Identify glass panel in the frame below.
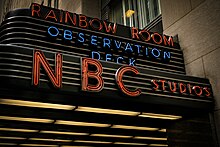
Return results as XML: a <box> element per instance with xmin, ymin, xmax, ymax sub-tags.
<box><xmin>110</xmin><ymin>1</ymin><xmax>123</xmax><ymax>25</ymax></box>
<box><xmin>108</xmin><ymin>0</ymin><xmax>161</xmax><ymax>29</ymax></box>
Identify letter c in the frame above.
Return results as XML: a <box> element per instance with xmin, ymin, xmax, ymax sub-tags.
<box><xmin>115</xmin><ymin>66</ymin><xmax>141</xmax><ymax>96</ymax></box>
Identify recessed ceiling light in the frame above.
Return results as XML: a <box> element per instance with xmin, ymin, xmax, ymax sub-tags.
<box><xmin>29</xmin><ymin>138</ymin><xmax>72</xmax><ymax>142</ymax></box>
<box><xmin>91</xmin><ymin>133</ymin><xmax>132</xmax><ymax>138</ymax></box>
<box><xmin>0</xmin><ymin>116</ymin><xmax>53</xmax><ymax>123</ymax></box>
<box><xmin>55</xmin><ymin>120</ymin><xmax>110</xmax><ymax>127</ymax></box>
<box><xmin>40</xmin><ymin>130</ymin><xmax>88</xmax><ymax>135</ymax></box>
<box><xmin>139</xmin><ymin>113</ymin><xmax>182</xmax><ymax>120</ymax></box>
<box><xmin>0</xmin><ymin>128</ymin><xmax>38</xmax><ymax>132</ymax></box>
<box><xmin>111</xmin><ymin>124</ymin><xmax>158</xmax><ymax>131</ymax></box>
<box><xmin>74</xmin><ymin>140</ymin><xmax>112</xmax><ymax>144</ymax></box>
<box><xmin>114</xmin><ymin>142</ymin><xmax>147</xmax><ymax>145</ymax></box>
<box><xmin>0</xmin><ymin>99</ymin><xmax>75</xmax><ymax>110</ymax></box>
<box><xmin>0</xmin><ymin>136</ymin><xmax>25</xmax><ymax>140</ymax></box>
<box><xmin>76</xmin><ymin>106</ymin><xmax>139</xmax><ymax>116</ymax></box>
<box><xmin>134</xmin><ymin>136</ymin><xmax>167</xmax><ymax>140</ymax></box>
<box><xmin>20</xmin><ymin>144</ymin><xmax>57</xmax><ymax>147</ymax></box>
<box><xmin>149</xmin><ymin>144</ymin><xmax>168</xmax><ymax>146</ymax></box>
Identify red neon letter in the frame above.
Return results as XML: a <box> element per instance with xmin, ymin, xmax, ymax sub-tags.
<box><xmin>159</xmin><ymin>80</ymin><xmax>166</xmax><ymax>91</ymax></box>
<box><xmin>203</xmin><ymin>87</ymin><xmax>211</xmax><ymax>97</ymax></box>
<box><xmin>115</xmin><ymin>66</ymin><xmax>141</xmax><ymax>97</ymax></box>
<box><xmin>168</xmin><ymin>81</ymin><xmax>177</xmax><ymax>93</ymax></box>
<box><xmin>103</xmin><ymin>21</ymin><xmax>117</xmax><ymax>34</ymax></box>
<box><xmin>131</xmin><ymin>27</ymin><xmax>139</xmax><ymax>40</ymax></box>
<box><xmin>151</xmin><ymin>80</ymin><xmax>159</xmax><ymax>91</ymax></box>
<box><xmin>32</xmin><ymin>50</ymin><xmax>62</xmax><ymax>88</ymax></box>
<box><xmin>139</xmin><ymin>30</ymin><xmax>151</xmax><ymax>42</ymax></box>
<box><xmin>152</xmin><ymin>32</ymin><xmax>163</xmax><ymax>45</ymax></box>
<box><xmin>31</xmin><ymin>3</ymin><xmax>41</xmax><ymax>17</ymax></box>
<box><xmin>90</xmin><ymin>18</ymin><xmax>103</xmax><ymax>31</ymax></box>
<box><xmin>79</xmin><ymin>15</ymin><xmax>88</xmax><ymax>28</ymax></box>
<box><xmin>187</xmin><ymin>84</ymin><xmax>192</xmax><ymax>94</ymax></box>
<box><xmin>81</xmin><ymin>58</ymin><xmax>104</xmax><ymax>92</ymax></box>
<box><xmin>164</xmin><ymin>35</ymin><xmax>174</xmax><ymax>47</ymax></box>
<box><xmin>45</xmin><ymin>10</ymin><xmax>58</xmax><ymax>22</ymax></box>
<box><xmin>179</xmin><ymin>83</ymin><xmax>186</xmax><ymax>94</ymax></box>
<box><xmin>193</xmin><ymin>86</ymin><xmax>203</xmax><ymax>96</ymax></box>
<box><xmin>65</xmin><ymin>11</ymin><xmax>76</xmax><ymax>26</ymax></box>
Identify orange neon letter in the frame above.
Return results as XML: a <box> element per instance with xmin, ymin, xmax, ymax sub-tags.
<box><xmin>193</xmin><ymin>86</ymin><xmax>203</xmax><ymax>96</ymax></box>
<box><xmin>81</xmin><ymin>58</ymin><xmax>104</xmax><ymax>92</ymax></box>
<box><xmin>168</xmin><ymin>81</ymin><xmax>177</xmax><ymax>93</ymax></box>
<box><xmin>139</xmin><ymin>30</ymin><xmax>151</xmax><ymax>42</ymax></box>
<box><xmin>45</xmin><ymin>10</ymin><xmax>58</xmax><ymax>22</ymax></box>
<box><xmin>203</xmin><ymin>87</ymin><xmax>211</xmax><ymax>97</ymax></box>
<box><xmin>179</xmin><ymin>83</ymin><xmax>186</xmax><ymax>94</ymax></box>
<box><xmin>151</xmin><ymin>80</ymin><xmax>159</xmax><ymax>91</ymax></box>
<box><xmin>31</xmin><ymin>3</ymin><xmax>41</xmax><ymax>17</ymax></box>
<box><xmin>103</xmin><ymin>21</ymin><xmax>117</xmax><ymax>34</ymax></box>
<box><xmin>131</xmin><ymin>27</ymin><xmax>139</xmax><ymax>40</ymax></box>
<box><xmin>152</xmin><ymin>32</ymin><xmax>163</xmax><ymax>45</ymax></box>
<box><xmin>159</xmin><ymin>80</ymin><xmax>166</xmax><ymax>91</ymax></box>
<box><xmin>115</xmin><ymin>66</ymin><xmax>141</xmax><ymax>97</ymax></box>
<box><xmin>32</xmin><ymin>50</ymin><xmax>62</xmax><ymax>88</ymax></box>
<box><xmin>163</xmin><ymin>35</ymin><xmax>174</xmax><ymax>47</ymax></box>
<box><xmin>90</xmin><ymin>18</ymin><xmax>103</xmax><ymax>31</ymax></box>
<box><xmin>65</xmin><ymin>11</ymin><xmax>76</xmax><ymax>26</ymax></box>
<box><xmin>79</xmin><ymin>15</ymin><xmax>88</xmax><ymax>28</ymax></box>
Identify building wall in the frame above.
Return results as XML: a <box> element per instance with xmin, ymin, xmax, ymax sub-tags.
<box><xmin>161</xmin><ymin>0</ymin><xmax>220</xmax><ymax>145</ymax></box>
<box><xmin>59</xmin><ymin>0</ymin><xmax>82</xmax><ymax>14</ymax></box>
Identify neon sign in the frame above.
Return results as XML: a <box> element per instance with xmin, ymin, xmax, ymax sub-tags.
<box><xmin>31</xmin><ymin>3</ymin><xmax>173</xmax><ymax>47</ymax></box>
<box><xmin>32</xmin><ymin>50</ymin><xmax>62</xmax><ymax>88</ymax></box>
<box><xmin>32</xmin><ymin>50</ymin><xmax>212</xmax><ymax>98</ymax></box>
<box><xmin>31</xmin><ymin>3</ymin><xmax>174</xmax><ymax>66</ymax></box>
<box><xmin>46</xmin><ymin>26</ymin><xmax>171</xmax><ymax>66</ymax></box>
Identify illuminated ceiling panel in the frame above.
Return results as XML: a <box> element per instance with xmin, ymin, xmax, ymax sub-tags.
<box><xmin>76</xmin><ymin>106</ymin><xmax>139</xmax><ymax>116</ymax></box>
<box><xmin>0</xmin><ymin>99</ymin><xmax>75</xmax><ymax>110</ymax></box>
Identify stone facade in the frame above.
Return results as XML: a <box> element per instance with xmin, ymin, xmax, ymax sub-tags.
<box><xmin>161</xmin><ymin>0</ymin><xmax>220</xmax><ymax>145</ymax></box>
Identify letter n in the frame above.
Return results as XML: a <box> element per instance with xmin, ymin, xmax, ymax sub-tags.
<box><xmin>32</xmin><ymin>50</ymin><xmax>62</xmax><ymax>88</ymax></box>
<box><xmin>81</xmin><ymin>58</ymin><xmax>104</xmax><ymax>92</ymax></box>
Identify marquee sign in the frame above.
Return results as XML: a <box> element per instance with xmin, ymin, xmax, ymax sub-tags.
<box><xmin>31</xmin><ymin>3</ymin><xmax>174</xmax><ymax>47</ymax></box>
<box><xmin>0</xmin><ymin>3</ymin><xmax>214</xmax><ymax>109</ymax></box>
<box><xmin>0</xmin><ymin>45</ymin><xmax>213</xmax><ymax>109</ymax></box>
<box><xmin>30</xmin><ymin>49</ymin><xmax>211</xmax><ymax>98</ymax></box>
<box><xmin>0</xmin><ymin>3</ymin><xmax>185</xmax><ymax>74</ymax></box>
<box><xmin>29</xmin><ymin>3</ymin><xmax>179</xmax><ymax>68</ymax></box>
